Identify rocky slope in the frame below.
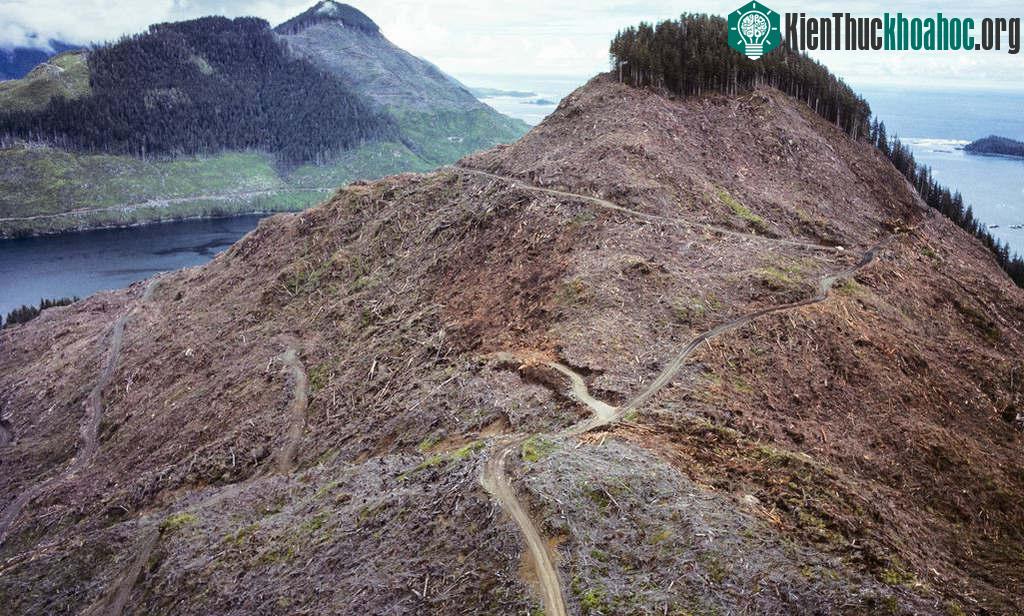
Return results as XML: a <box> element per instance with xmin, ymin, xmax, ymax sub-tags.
<box><xmin>1</xmin><ymin>75</ymin><xmax>1022</xmax><ymax>615</ymax></box>
<box><xmin>276</xmin><ymin>1</ymin><xmax>528</xmax><ymax>164</ymax></box>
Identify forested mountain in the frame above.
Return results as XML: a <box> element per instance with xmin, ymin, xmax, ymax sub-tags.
<box><xmin>0</xmin><ymin>40</ymin><xmax>80</xmax><ymax>80</ymax></box>
<box><xmin>0</xmin><ymin>2</ymin><xmax>527</xmax><ymax>236</ymax></box>
<box><xmin>0</xmin><ymin>17</ymin><xmax>398</xmax><ymax>163</ymax></box>
<box><xmin>276</xmin><ymin>1</ymin><xmax>528</xmax><ymax>162</ymax></box>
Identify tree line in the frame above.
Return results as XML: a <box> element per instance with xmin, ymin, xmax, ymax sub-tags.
<box><xmin>3</xmin><ymin>297</ymin><xmax>79</xmax><ymax>329</ymax></box>
<box><xmin>870</xmin><ymin>120</ymin><xmax>1024</xmax><ymax>287</ymax></box>
<box><xmin>0</xmin><ymin>17</ymin><xmax>398</xmax><ymax>164</ymax></box>
<box><xmin>609</xmin><ymin>14</ymin><xmax>871</xmax><ymax>138</ymax></box>
<box><xmin>609</xmin><ymin>14</ymin><xmax>1023</xmax><ymax>289</ymax></box>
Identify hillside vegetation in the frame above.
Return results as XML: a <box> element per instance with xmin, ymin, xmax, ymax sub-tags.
<box><xmin>0</xmin><ymin>141</ymin><xmax>432</xmax><ymax>236</ymax></box>
<box><xmin>0</xmin><ymin>17</ymin><xmax>397</xmax><ymax>163</ymax></box>
<box><xmin>0</xmin><ymin>51</ymin><xmax>90</xmax><ymax>113</ymax></box>
<box><xmin>0</xmin><ymin>3</ymin><xmax>527</xmax><ymax>236</ymax></box>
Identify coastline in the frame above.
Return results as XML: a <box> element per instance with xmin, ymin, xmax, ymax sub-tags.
<box><xmin>0</xmin><ymin>209</ymin><xmax>286</xmax><ymax>241</ymax></box>
<box><xmin>963</xmin><ymin>149</ymin><xmax>1024</xmax><ymax>162</ymax></box>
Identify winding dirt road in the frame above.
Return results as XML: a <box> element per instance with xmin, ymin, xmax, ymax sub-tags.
<box><xmin>481</xmin><ymin>435</ymin><xmax>567</xmax><ymax>616</ymax></box>
<box><xmin>479</xmin><ymin>193</ymin><xmax>888</xmax><ymax>614</ymax></box>
<box><xmin>0</xmin><ymin>277</ymin><xmax>160</xmax><ymax>545</ymax></box>
<box><xmin>619</xmin><ymin>242</ymin><xmax>885</xmax><ymax>416</ymax></box>
<box><xmin>455</xmin><ymin>166</ymin><xmax>841</xmax><ymax>253</ymax></box>
<box><xmin>275</xmin><ymin>347</ymin><xmax>309</xmax><ymax>473</ymax></box>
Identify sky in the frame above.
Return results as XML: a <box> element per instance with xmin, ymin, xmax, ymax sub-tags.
<box><xmin>2</xmin><ymin>0</ymin><xmax>1023</xmax><ymax>91</ymax></box>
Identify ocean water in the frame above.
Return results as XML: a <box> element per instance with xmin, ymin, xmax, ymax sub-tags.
<box><xmin>860</xmin><ymin>87</ymin><xmax>1024</xmax><ymax>257</ymax></box>
<box><xmin>467</xmin><ymin>76</ymin><xmax>1024</xmax><ymax>259</ymax></box>
<box><xmin>461</xmin><ymin>73</ymin><xmax>587</xmax><ymax>126</ymax></box>
<box><xmin>0</xmin><ymin>215</ymin><xmax>265</xmax><ymax>321</ymax></box>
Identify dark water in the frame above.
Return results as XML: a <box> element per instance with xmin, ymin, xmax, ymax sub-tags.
<box><xmin>0</xmin><ymin>215</ymin><xmax>265</xmax><ymax>320</ymax></box>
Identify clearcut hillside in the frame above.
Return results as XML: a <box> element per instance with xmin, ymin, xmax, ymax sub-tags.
<box><xmin>1</xmin><ymin>73</ymin><xmax>1022</xmax><ymax>615</ymax></box>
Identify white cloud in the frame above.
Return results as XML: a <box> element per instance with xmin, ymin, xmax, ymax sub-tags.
<box><xmin>1</xmin><ymin>0</ymin><xmax>1022</xmax><ymax>90</ymax></box>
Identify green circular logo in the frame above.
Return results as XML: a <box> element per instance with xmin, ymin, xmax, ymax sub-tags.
<box><xmin>729</xmin><ymin>1</ymin><xmax>782</xmax><ymax>59</ymax></box>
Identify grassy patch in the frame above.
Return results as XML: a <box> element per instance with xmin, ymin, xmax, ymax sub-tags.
<box><xmin>401</xmin><ymin>440</ymin><xmax>484</xmax><ymax>480</ymax></box>
<box><xmin>223</xmin><ymin>523</ymin><xmax>259</xmax><ymax>547</ymax></box>
<box><xmin>880</xmin><ymin>563</ymin><xmax>917</xmax><ymax>587</ymax></box>
<box><xmin>160</xmin><ymin>512</ymin><xmax>197</xmax><ymax>534</ymax></box>
<box><xmin>754</xmin><ymin>267</ymin><xmax>799</xmax><ymax>291</ymax></box>
<box><xmin>521</xmin><ymin>436</ymin><xmax>557</xmax><ymax>463</ymax></box>
<box><xmin>308</xmin><ymin>363</ymin><xmax>331</xmax><ymax>393</ymax></box>
<box><xmin>287</xmin><ymin>141</ymin><xmax>433</xmax><ymax>187</ymax></box>
<box><xmin>717</xmin><ymin>188</ymin><xmax>769</xmax><ymax>233</ymax></box>
<box><xmin>0</xmin><ymin>51</ymin><xmax>90</xmax><ymax>112</ymax></box>
<box><xmin>647</xmin><ymin>528</ymin><xmax>673</xmax><ymax>544</ymax></box>
<box><xmin>389</xmin><ymin>107</ymin><xmax>528</xmax><ymax>165</ymax></box>
<box><xmin>416</xmin><ymin>434</ymin><xmax>442</xmax><ymax>453</ymax></box>
<box><xmin>571</xmin><ymin>577</ymin><xmax>610</xmax><ymax>615</ymax></box>
<box><xmin>835</xmin><ymin>278</ymin><xmax>864</xmax><ymax>296</ymax></box>
<box><xmin>300</xmin><ymin>512</ymin><xmax>329</xmax><ymax>534</ymax></box>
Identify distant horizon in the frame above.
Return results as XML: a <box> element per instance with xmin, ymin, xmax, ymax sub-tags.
<box><xmin>3</xmin><ymin>0</ymin><xmax>1023</xmax><ymax>92</ymax></box>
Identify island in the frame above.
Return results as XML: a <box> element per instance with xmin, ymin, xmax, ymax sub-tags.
<box><xmin>469</xmin><ymin>86</ymin><xmax>537</xmax><ymax>98</ymax></box>
<box><xmin>964</xmin><ymin>135</ymin><xmax>1024</xmax><ymax>159</ymax></box>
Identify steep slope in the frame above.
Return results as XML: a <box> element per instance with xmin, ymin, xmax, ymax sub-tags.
<box><xmin>0</xmin><ymin>4</ymin><xmax>525</xmax><ymax>237</ymax></box>
<box><xmin>275</xmin><ymin>1</ymin><xmax>529</xmax><ymax>163</ymax></box>
<box><xmin>0</xmin><ymin>50</ymin><xmax>89</xmax><ymax>112</ymax></box>
<box><xmin>0</xmin><ymin>40</ymin><xmax>81</xmax><ymax>80</ymax></box>
<box><xmin>1</xmin><ymin>75</ymin><xmax>1022</xmax><ymax>615</ymax></box>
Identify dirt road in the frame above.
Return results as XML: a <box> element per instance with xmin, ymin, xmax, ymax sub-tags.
<box><xmin>0</xmin><ymin>277</ymin><xmax>160</xmax><ymax>545</ymax></box>
<box><xmin>481</xmin><ymin>436</ymin><xmax>567</xmax><ymax>616</ymax></box>
<box><xmin>479</xmin><ymin>218</ymin><xmax>888</xmax><ymax>614</ymax></box>
<box><xmin>275</xmin><ymin>347</ymin><xmax>309</xmax><ymax>473</ymax></box>
<box><xmin>455</xmin><ymin>166</ymin><xmax>841</xmax><ymax>253</ymax></box>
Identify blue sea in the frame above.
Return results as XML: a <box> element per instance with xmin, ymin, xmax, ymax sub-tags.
<box><xmin>467</xmin><ymin>74</ymin><xmax>1024</xmax><ymax>259</ymax></box>
<box><xmin>861</xmin><ymin>87</ymin><xmax>1024</xmax><ymax>258</ymax></box>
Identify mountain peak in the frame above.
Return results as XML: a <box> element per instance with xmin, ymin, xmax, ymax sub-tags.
<box><xmin>275</xmin><ymin>1</ymin><xmax>379</xmax><ymax>35</ymax></box>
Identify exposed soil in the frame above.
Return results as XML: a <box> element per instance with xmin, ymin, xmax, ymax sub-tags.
<box><xmin>0</xmin><ymin>276</ymin><xmax>159</xmax><ymax>544</ymax></box>
<box><xmin>274</xmin><ymin>347</ymin><xmax>309</xmax><ymax>473</ymax></box>
<box><xmin>481</xmin><ymin>222</ymin><xmax>887</xmax><ymax>615</ymax></box>
<box><xmin>1</xmin><ymin>75</ymin><xmax>1022</xmax><ymax>615</ymax></box>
